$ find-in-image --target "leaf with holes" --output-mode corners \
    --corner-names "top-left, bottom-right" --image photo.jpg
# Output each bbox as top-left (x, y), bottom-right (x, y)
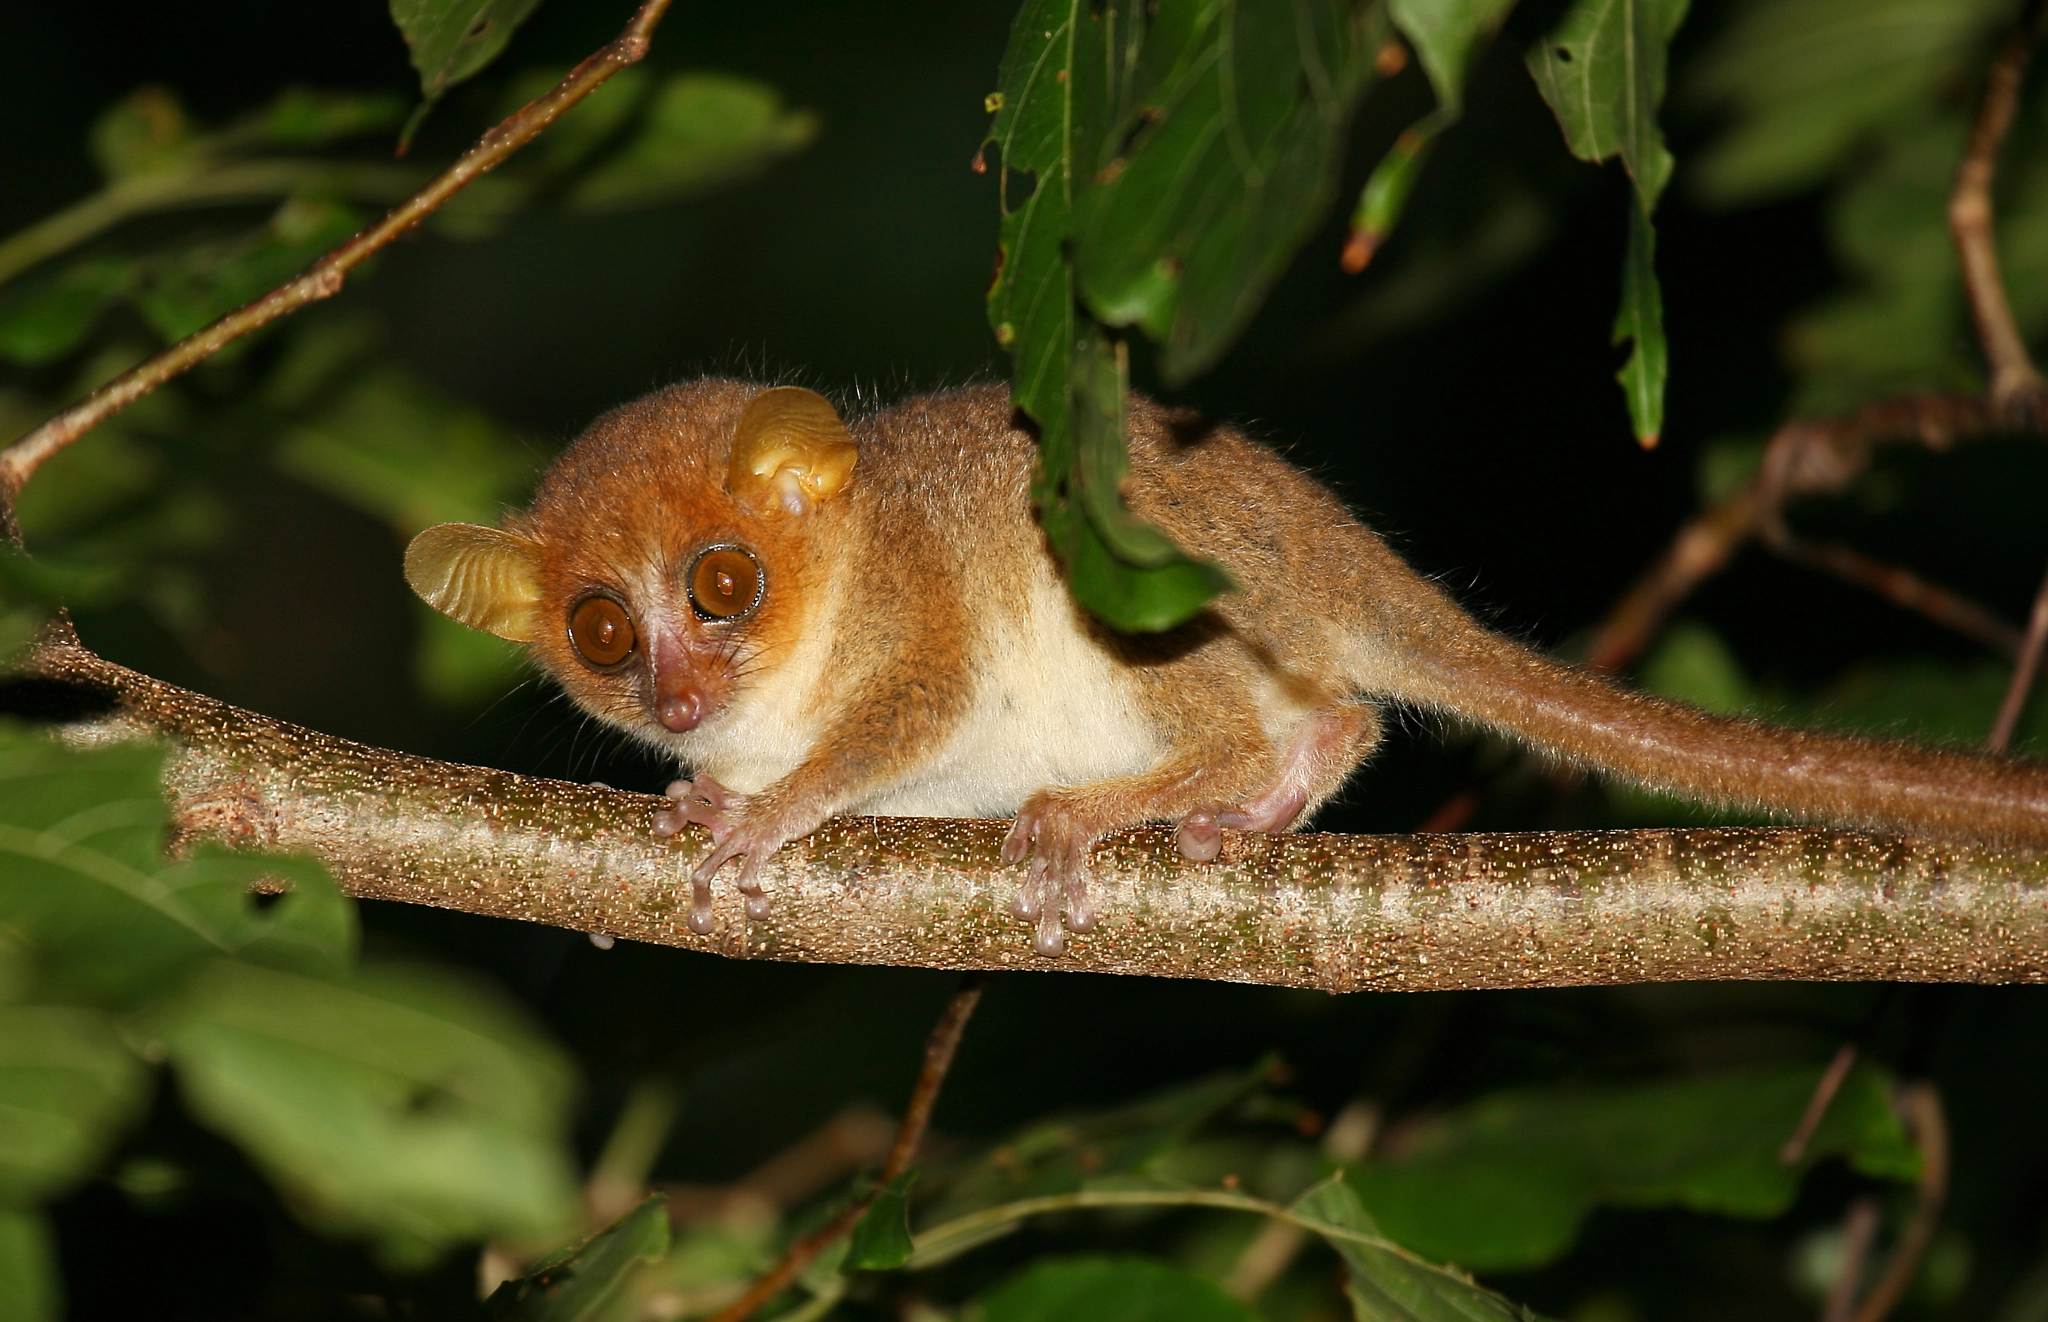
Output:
top-left (984, 0), bottom-right (1231, 631)
top-left (1072, 0), bottom-right (1386, 381)
top-left (389, 0), bottom-right (547, 101)
top-left (157, 958), bottom-right (581, 1268)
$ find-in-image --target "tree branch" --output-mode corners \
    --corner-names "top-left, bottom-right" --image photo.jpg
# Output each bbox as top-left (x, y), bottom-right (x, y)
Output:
top-left (0, 0), bottom-right (674, 513)
top-left (1991, 558), bottom-right (2048, 753)
top-left (25, 637), bottom-right (2048, 991)
top-left (1952, 0), bottom-right (2048, 419)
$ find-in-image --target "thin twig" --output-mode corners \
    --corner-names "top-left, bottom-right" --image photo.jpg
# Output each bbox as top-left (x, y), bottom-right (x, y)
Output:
top-left (1952, 0), bottom-right (2048, 418)
top-left (1846, 1083), bottom-right (1948, 1322)
top-left (1764, 533), bottom-right (2025, 660)
top-left (1781, 1042), bottom-right (1860, 1166)
top-left (0, 0), bottom-right (675, 520)
top-left (707, 975), bottom-right (987, 1322)
top-left (1820, 1197), bottom-right (1882, 1322)
top-left (1990, 558), bottom-right (2048, 753)
top-left (1586, 395), bottom-right (2013, 676)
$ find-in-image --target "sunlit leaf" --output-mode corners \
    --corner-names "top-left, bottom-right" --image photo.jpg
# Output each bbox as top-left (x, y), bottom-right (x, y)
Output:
top-left (977, 1256), bottom-right (1259, 1322)
top-left (0, 1006), bottom-right (149, 1204)
top-left (0, 724), bottom-right (355, 1006)
top-left (1349, 1063), bottom-right (1917, 1271)
top-left (0, 261), bottom-right (136, 367)
top-left (158, 958), bottom-right (581, 1267)
top-left (845, 1172), bottom-right (918, 1272)
top-left (486, 1193), bottom-right (671, 1321)
top-left (1290, 1175), bottom-right (1545, 1322)
top-left (388, 0), bottom-right (546, 101)
top-left (0, 1209), bottom-right (58, 1322)
top-left (89, 86), bottom-right (194, 181)
top-left (1688, 0), bottom-right (2004, 205)
top-left (568, 74), bottom-right (819, 213)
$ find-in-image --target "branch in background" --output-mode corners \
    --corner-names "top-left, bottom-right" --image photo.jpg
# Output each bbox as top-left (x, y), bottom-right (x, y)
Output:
top-left (1821, 1197), bottom-right (1882, 1322)
top-left (25, 638), bottom-right (2048, 991)
top-left (1952, 0), bottom-right (2048, 420)
top-left (0, 0), bottom-right (676, 514)
top-left (1847, 1084), bottom-right (1948, 1322)
top-left (1587, 393), bottom-right (2032, 676)
top-left (1781, 1042), bottom-right (1860, 1166)
top-left (707, 975), bottom-right (985, 1322)
top-left (1992, 561), bottom-right (2048, 752)
top-left (1761, 532), bottom-right (2024, 660)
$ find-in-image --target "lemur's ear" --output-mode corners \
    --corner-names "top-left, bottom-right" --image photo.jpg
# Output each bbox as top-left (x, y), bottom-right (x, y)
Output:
top-left (404, 523), bottom-right (543, 642)
top-left (727, 387), bottom-right (858, 516)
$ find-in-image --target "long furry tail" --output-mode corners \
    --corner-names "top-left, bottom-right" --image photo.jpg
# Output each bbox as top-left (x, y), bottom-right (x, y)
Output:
top-left (1387, 627), bottom-right (2048, 848)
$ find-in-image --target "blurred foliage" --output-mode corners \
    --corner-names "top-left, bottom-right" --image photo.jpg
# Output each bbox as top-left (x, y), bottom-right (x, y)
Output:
top-left (0, 0), bottom-right (2046, 1316)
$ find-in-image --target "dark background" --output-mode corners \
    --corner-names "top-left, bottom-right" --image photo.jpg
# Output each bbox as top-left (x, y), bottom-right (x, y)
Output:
top-left (5, 0), bottom-right (2048, 1317)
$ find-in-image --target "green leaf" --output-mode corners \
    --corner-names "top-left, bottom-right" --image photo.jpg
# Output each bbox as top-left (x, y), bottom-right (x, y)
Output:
top-left (0, 724), bottom-right (356, 1006)
top-left (1803, 659), bottom-right (2048, 757)
top-left (1349, 1063), bottom-right (1918, 1271)
top-left (1392, 0), bottom-right (1521, 117)
top-left (1525, 0), bottom-right (1689, 209)
top-left (0, 260), bottom-right (136, 367)
top-left (157, 958), bottom-right (580, 1267)
top-left (1613, 197), bottom-right (1666, 445)
top-left (486, 1193), bottom-right (671, 1321)
top-left (415, 609), bottom-right (528, 709)
top-left (274, 370), bottom-right (541, 533)
top-left (924, 1062), bottom-right (1273, 1228)
top-left (254, 87), bottom-right (410, 148)
top-left (1525, 0), bottom-right (1686, 445)
top-left (89, 87), bottom-right (194, 181)
top-left (388, 0), bottom-right (546, 101)
top-left (1071, 0), bottom-right (1385, 381)
top-left (137, 196), bottom-right (362, 344)
top-left (1290, 1175), bottom-right (1545, 1322)
top-left (567, 74), bottom-right (820, 213)
top-left (0, 1005), bottom-right (150, 1204)
top-left (1688, 0), bottom-right (2005, 205)
top-left (1638, 621), bottom-right (1755, 716)
top-left (845, 1171), bottom-right (918, 1271)
top-left (0, 1209), bottom-right (58, 1322)
top-left (984, 2), bottom-right (1243, 631)
top-left (977, 1255), bottom-right (1259, 1322)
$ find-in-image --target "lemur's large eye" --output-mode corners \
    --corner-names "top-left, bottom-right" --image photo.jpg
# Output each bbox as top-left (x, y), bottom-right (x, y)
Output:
top-left (689, 546), bottom-right (763, 620)
top-left (569, 595), bottom-right (636, 667)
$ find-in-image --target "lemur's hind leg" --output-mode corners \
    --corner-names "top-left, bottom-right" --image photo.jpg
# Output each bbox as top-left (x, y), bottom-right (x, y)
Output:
top-left (1175, 701), bottom-right (1381, 861)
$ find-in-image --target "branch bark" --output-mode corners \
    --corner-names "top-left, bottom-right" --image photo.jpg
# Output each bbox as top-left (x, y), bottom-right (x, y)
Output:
top-left (27, 638), bottom-right (2048, 992)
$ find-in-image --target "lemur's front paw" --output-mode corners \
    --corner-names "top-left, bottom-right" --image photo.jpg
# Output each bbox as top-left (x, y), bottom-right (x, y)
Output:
top-left (654, 775), bottom-right (745, 843)
top-left (1003, 794), bottom-right (1100, 957)
top-left (655, 777), bottom-right (784, 932)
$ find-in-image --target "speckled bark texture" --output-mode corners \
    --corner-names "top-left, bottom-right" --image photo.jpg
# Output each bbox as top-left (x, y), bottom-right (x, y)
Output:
top-left (31, 640), bottom-right (2048, 990)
